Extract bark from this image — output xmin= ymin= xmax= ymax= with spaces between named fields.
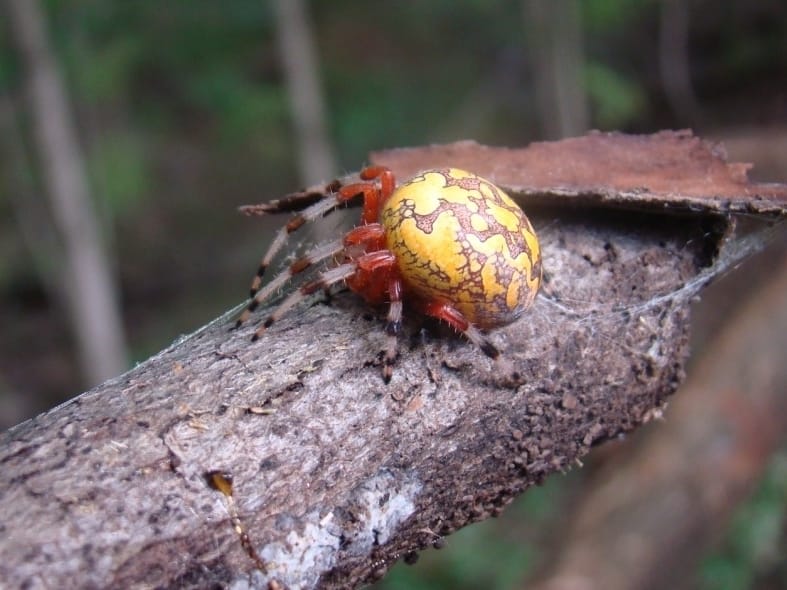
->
xmin=0 ymin=135 xmax=784 ymax=589
xmin=528 ymin=240 xmax=787 ymax=590
xmin=4 ymin=0 xmax=129 ymax=386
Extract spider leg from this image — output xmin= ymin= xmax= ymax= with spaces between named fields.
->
xmin=248 ymin=179 xmax=383 ymax=297
xmin=249 ymin=195 xmax=347 ymax=297
xmin=338 ymin=183 xmax=383 ymax=225
xmin=239 ymin=179 xmax=343 ymax=215
xmin=383 ymin=278 xmax=403 ymax=383
xmin=338 ymin=165 xmax=395 ymax=225
xmin=420 ymin=301 xmax=500 ymax=360
xmin=345 ymin=249 xmax=402 ymax=382
xmin=344 ymin=223 xmax=385 ymax=247
xmin=236 ymin=238 xmax=344 ymax=328
xmin=359 ymin=166 xmax=395 ymax=199
xmin=252 ymin=262 xmax=358 ymax=340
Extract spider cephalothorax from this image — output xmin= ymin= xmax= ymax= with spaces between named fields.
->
xmin=236 ymin=166 xmax=541 ymax=382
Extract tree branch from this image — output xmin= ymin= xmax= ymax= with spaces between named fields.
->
xmin=529 ymin=241 xmax=787 ymax=590
xmin=1 ymin=134 xmax=784 ymax=589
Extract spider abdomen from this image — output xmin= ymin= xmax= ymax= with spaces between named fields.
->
xmin=381 ymin=168 xmax=541 ymax=329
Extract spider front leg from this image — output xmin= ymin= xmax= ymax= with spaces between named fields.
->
xmin=340 ymin=165 xmax=395 ymax=224
xmin=383 ymin=277 xmax=403 ymax=383
xmin=349 ymin=249 xmax=403 ymax=382
xmin=245 ymin=171 xmax=387 ymax=299
xmin=247 ymin=196 xmax=344 ymax=297
xmin=243 ymin=166 xmax=395 ymax=299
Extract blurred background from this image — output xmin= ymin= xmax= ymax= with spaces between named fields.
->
xmin=0 ymin=1 xmax=784 ymax=588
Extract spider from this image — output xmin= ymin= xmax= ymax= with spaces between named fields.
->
xmin=236 ymin=166 xmax=542 ymax=382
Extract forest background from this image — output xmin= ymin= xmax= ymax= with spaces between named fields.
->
xmin=0 ymin=1 xmax=785 ymax=589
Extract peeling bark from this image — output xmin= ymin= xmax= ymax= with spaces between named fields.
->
xmin=0 ymin=134 xmax=785 ymax=589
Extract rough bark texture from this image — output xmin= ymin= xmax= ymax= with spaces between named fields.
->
xmin=528 ymin=242 xmax=787 ymax=590
xmin=0 ymin=134 xmax=785 ymax=589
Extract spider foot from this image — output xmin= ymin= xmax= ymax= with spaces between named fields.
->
xmin=382 ymin=352 xmax=399 ymax=383
xmin=478 ymin=337 xmax=500 ymax=360
xmin=250 ymin=318 xmax=274 ymax=341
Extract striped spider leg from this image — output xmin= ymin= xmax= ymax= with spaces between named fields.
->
xmin=243 ymin=169 xmax=391 ymax=298
xmin=236 ymin=167 xmax=406 ymax=381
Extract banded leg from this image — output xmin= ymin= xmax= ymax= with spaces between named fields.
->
xmin=336 ymin=165 xmax=395 ymax=226
xmin=350 ymin=249 xmax=398 ymax=303
xmin=248 ymin=179 xmax=384 ymax=297
xmin=249 ymin=196 xmax=343 ymax=297
xmin=338 ymin=182 xmax=383 ymax=226
xmin=236 ymin=238 xmax=344 ymax=328
xmin=252 ymin=263 xmax=358 ymax=340
xmin=360 ymin=166 xmax=395 ymax=197
xmin=343 ymin=223 xmax=385 ymax=248
xmin=238 ymin=179 xmax=343 ymax=215
xmin=383 ymin=277 xmax=403 ymax=383
xmin=351 ymin=250 xmax=402 ymax=382
xmin=420 ymin=302 xmax=500 ymax=360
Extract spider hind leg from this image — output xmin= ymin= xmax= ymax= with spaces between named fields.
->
xmin=248 ymin=197 xmax=343 ymax=297
xmin=420 ymin=301 xmax=501 ymax=360
xmin=420 ymin=301 xmax=522 ymax=380
xmin=236 ymin=238 xmax=344 ymax=329
xmin=251 ymin=262 xmax=358 ymax=340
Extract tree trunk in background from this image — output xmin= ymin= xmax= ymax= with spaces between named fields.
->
xmin=272 ymin=0 xmax=337 ymax=186
xmin=659 ymin=0 xmax=703 ymax=127
xmin=5 ymin=0 xmax=128 ymax=386
xmin=524 ymin=0 xmax=589 ymax=139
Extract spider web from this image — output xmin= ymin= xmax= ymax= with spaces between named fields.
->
xmin=228 ymin=198 xmax=782 ymax=384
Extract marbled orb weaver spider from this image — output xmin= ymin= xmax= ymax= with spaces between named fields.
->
xmin=236 ymin=166 xmax=542 ymax=382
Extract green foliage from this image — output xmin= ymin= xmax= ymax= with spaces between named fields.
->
xmin=378 ymin=514 xmax=535 ymax=590
xmin=717 ymin=10 xmax=787 ymax=77
xmin=585 ymin=61 xmax=647 ymax=128
xmin=699 ymin=450 xmax=787 ymax=590
xmin=0 ymin=28 xmax=17 ymax=93
xmin=583 ymin=0 xmax=655 ymax=31
xmin=187 ymin=68 xmax=288 ymax=146
xmin=87 ymin=132 xmax=149 ymax=216
xmin=83 ymin=39 xmax=143 ymax=104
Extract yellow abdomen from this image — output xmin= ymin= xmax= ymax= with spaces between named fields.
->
xmin=381 ymin=168 xmax=541 ymax=328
